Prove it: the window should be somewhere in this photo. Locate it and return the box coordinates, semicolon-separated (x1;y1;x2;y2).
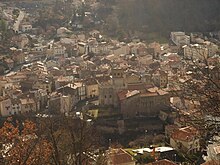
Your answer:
109;95;112;98
104;95;107;98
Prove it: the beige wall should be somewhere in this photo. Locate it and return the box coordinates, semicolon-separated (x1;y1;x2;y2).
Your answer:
170;137;200;153
0;98;12;116
86;84;99;98
121;94;170;118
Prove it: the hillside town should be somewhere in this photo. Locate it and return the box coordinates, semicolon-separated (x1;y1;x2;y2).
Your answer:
0;1;220;165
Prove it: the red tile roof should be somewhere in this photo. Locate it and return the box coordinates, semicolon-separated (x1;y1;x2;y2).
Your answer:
171;126;199;142
108;148;135;165
146;159;177;165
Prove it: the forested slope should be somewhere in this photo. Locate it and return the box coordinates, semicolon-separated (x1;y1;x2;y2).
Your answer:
117;0;220;32
115;0;220;34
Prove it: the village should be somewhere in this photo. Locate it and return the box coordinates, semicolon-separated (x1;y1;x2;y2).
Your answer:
0;0;220;164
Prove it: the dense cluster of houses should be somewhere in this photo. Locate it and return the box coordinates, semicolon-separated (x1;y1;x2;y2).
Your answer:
0;1;220;164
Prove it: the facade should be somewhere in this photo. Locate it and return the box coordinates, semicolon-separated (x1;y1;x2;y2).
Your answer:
33;80;52;93
107;148;136;165
74;82;86;101
170;126;200;154
207;143;220;161
152;70;168;88
183;44;214;60
147;159;177;165
20;98;37;114
99;82;114;106
210;66;220;87
171;32;190;46
120;89;170;118
11;99;21;115
84;79;99;99
21;24;32;32
0;96;12;116
78;42;89;55
60;95;72;114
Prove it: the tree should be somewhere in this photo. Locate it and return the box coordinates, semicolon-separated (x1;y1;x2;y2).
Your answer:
177;54;220;150
38;116;102;165
0;118;53;165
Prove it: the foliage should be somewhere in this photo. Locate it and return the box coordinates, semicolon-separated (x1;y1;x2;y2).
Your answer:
134;153;155;164
0;118;53;165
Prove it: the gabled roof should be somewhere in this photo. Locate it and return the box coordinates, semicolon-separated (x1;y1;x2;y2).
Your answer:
108;148;135;165
146;159;177;165
171;126;199;142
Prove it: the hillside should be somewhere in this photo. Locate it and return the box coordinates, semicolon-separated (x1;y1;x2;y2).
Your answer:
103;0;220;41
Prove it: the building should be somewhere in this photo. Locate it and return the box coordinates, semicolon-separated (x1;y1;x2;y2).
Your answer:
33;79;52;93
60;95;72;114
170;126;200;154
21;24;32;32
119;88;170;118
183;44;207;60
107;148;136;165
152;70;168;88
0;96;12;116
146;159;177;165
201;160;220;165
207;143;220;162
99;82;114;107
170;32;190;46
20;97;37;114
84;78;99;99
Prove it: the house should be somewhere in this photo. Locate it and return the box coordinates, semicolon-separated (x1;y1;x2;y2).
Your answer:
183;44;209;60
48;92;61;113
0;62;7;75
170;32;190;46
74;82;86;101
165;124;179;140
21;23;32;32
206;142;220;161
210;66;220;87
147;42;161;59
152;70;168;88
78;42;89;55
0;96;12;117
10;48;25;65
98;81;114;107
201;160;220;165
11;34;29;49
57;84;79;109
20;97;37;113
60;95;72;114
107;148;136;165
170;126;200;154
11;98;21;115
159;108;177;124
84;78;99;99
4;58;14;70
146;159;177;165
33;79;52;93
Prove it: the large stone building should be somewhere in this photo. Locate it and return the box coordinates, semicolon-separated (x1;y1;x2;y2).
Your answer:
119;88;170;118
98;68;153;108
170;32;190;46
